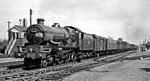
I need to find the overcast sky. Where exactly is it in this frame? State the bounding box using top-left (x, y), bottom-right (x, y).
top-left (0, 0), bottom-right (150, 44)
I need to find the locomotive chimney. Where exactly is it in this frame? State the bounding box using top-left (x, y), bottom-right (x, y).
top-left (37, 18), bottom-right (45, 25)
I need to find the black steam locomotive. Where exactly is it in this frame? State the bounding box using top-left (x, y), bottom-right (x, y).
top-left (22, 18), bottom-right (137, 68)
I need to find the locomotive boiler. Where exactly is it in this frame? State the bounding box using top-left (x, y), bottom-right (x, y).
top-left (26, 18), bottom-right (77, 45)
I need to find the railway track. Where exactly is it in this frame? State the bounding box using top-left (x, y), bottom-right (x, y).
top-left (0, 61), bottom-right (23, 68)
top-left (0, 50), bottom-right (136, 81)
top-left (35, 51), bottom-right (134, 81)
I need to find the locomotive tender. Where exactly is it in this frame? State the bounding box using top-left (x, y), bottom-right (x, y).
top-left (23, 18), bottom-right (137, 68)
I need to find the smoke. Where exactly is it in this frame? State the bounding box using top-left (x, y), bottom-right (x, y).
top-left (122, 16), bottom-right (150, 43)
top-left (119, 0), bottom-right (150, 44)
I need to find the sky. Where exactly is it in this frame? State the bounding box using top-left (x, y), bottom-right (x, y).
top-left (0, 0), bottom-right (150, 44)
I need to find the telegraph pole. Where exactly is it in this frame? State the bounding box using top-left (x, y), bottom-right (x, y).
top-left (30, 9), bottom-right (32, 26)
top-left (7, 21), bottom-right (10, 41)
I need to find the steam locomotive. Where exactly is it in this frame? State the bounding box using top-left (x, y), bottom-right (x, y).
top-left (22, 18), bottom-right (137, 68)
